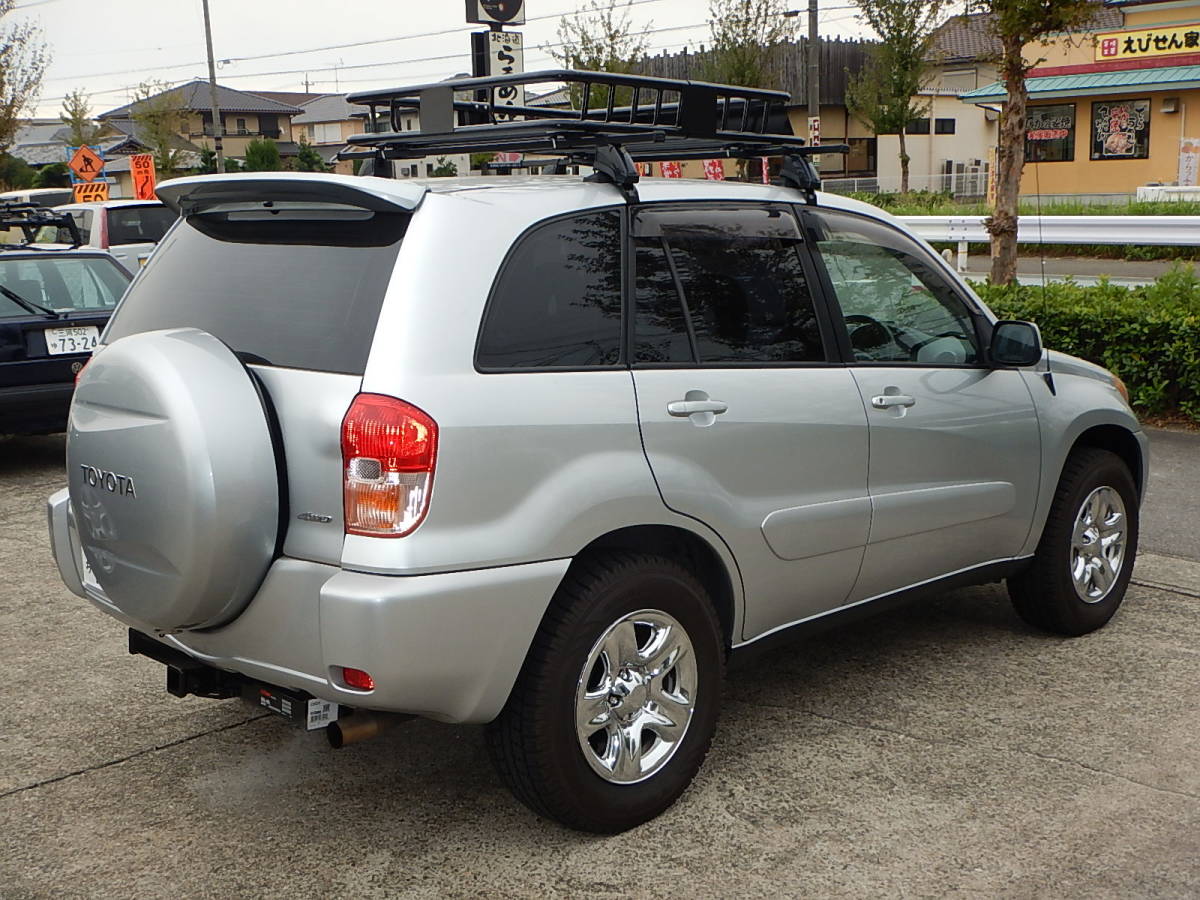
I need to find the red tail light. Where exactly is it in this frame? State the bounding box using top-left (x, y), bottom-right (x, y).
top-left (341, 393), bottom-right (437, 538)
top-left (339, 667), bottom-right (375, 691)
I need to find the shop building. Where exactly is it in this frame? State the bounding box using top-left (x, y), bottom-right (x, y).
top-left (961, 0), bottom-right (1200, 196)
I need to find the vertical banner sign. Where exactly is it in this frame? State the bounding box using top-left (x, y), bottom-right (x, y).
top-left (703, 159), bottom-right (726, 181)
top-left (130, 153), bottom-right (157, 200)
top-left (660, 160), bottom-right (682, 179)
top-left (66, 145), bottom-right (105, 184)
top-left (488, 31), bottom-right (524, 117)
top-left (808, 117), bottom-right (821, 172)
top-left (986, 146), bottom-right (998, 209)
top-left (1180, 138), bottom-right (1200, 187)
top-left (761, 157), bottom-right (771, 184)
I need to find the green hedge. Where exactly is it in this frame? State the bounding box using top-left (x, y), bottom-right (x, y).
top-left (972, 267), bottom-right (1200, 422)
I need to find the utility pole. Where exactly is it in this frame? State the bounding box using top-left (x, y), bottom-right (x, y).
top-left (201, 0), bottom-right (225, 174)
top-left (807, 0), bottom-right (819, 139)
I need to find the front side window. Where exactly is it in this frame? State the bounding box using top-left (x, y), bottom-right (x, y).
top-left (477, 209), bottom-right (623, 369)
top-left (633, 205), bottom-right (825, 366)
top-left (811, 209), bottom-right (980, 366)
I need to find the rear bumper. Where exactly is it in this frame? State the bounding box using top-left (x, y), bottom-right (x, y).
top-left (48, 488), bottom-right (567, 723)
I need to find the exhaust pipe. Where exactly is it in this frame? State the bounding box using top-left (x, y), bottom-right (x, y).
top-left (326, 713), bottom-right (412, 749)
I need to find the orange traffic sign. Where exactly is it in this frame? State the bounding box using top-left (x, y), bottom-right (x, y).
top-left (68, 145), bottom-right (105, 183)
top-left (130, 153), bottom-right (156, 200)
top-left (73, 181), bottom-right (110, 203)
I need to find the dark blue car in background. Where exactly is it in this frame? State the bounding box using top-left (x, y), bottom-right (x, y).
top-left (0, 203), bottom-right (131, 435)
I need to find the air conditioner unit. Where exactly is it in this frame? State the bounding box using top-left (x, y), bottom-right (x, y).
top-left (1162, 97), bottom-right (1179, 114)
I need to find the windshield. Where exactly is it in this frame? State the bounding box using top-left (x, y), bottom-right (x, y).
top-left (0, 255), bottom-right (130, 318)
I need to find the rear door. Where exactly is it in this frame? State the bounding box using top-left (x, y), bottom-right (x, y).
top-left (805, 207), bottom-right (1041, 602)
top-left (101, 194), bottom-right (411, 565)
top-left (630, 203), bottom-right (871, 640)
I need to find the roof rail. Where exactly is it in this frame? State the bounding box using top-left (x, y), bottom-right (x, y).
top-left (343, 69), bottom-right (848, 203)
top-left (0, 202), bottom-right (81, 249)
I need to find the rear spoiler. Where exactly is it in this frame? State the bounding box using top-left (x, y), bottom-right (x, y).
top-left (157, 173), bottom-right (426, 216)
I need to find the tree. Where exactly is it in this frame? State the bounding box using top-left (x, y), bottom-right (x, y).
top-left (702, 0), bottom-right (799, 90)
top-left (242, 138), bottom-right (282, 171)
top-left (550, 1), bottom-right (651, 107)
top-left (293, 139), bottom-right (329, 172)
top-left (131, 80), bottom-right (187, 176)
top-left (965, 1), bottom-right (1098, 284)
top-left (431, 156), bottom-right (458, 177)
top-left (846, 0), bottom-right (946, 193)
top-left (0, 0), bottom-right (50, 154)
top-left (0, 151), bottom-right (33, 189)
top-left (31, 162), bottom-right (69, 188)
top-left (60, 89), bottom-right (100, 147)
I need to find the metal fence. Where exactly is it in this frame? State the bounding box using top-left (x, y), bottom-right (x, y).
top-left (896, 214), bottom-right (1200, 271)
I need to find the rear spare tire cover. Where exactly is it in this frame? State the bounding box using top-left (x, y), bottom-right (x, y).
top-left (67, 328), bottom-right (280, 631)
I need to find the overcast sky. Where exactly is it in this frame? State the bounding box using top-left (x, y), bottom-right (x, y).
top-left (16, 0), bottom-right (877, 118)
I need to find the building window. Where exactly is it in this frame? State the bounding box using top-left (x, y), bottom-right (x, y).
top-left (236, 117), bottom-right (248, 134)
top-left (846, 137), bottom-right (876, 175)
top-left (907, 118), bottom-right (930, 135)
top-left (1091, 99), bottom-right (1151, 160)
top-left (1026, 104), bottom-right (1076, 162)
top-left (934, 118), bottom-right (956, 135)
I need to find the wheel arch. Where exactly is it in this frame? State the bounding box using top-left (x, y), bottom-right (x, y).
top-left (571, 524), bottom-right (740, 649)
top-left (1068, 423), bottom-right (1146, 498)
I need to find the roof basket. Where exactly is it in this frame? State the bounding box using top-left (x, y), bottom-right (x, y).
top-left (344, 69), bottom-right (848, 203)
top-left (0, 201), bottom-right (81, 249)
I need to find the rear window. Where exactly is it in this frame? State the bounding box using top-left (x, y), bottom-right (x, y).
top-left (107, 205), bottom-right (177, 245)
top-left (103, 208), bottom-right (407, 374)
top-left (0, 255), bottom-right (129, 317)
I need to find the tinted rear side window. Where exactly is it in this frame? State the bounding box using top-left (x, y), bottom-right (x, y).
top-left (104, 209), bottom-right (406, 375)
top-left (476, 209), bottom-right (623, 369)
top-left (107, 206), bottom-right (178, 245)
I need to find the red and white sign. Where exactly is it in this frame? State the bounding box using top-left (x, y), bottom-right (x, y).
top-left (703, 159), bottom-right (725, 181)
top-left (807, 116), bottom-right (821, 146)
top-left (761, 157), bottom-right (771, 184)
top-left (130, 153), bottom-right (156, 201)
top-left (659, 160), bottom-right (682, 179)
top-left (492, 151), bottom-right (524, 165)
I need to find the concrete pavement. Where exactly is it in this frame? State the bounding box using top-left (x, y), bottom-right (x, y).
top-left (1, 430), bottom-right (1197, 897)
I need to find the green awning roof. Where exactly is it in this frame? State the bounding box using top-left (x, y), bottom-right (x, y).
top-left (961, 64), bottom-right (1200, 102)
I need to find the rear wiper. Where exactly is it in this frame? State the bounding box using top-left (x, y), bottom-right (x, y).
top-left (0, 283), bottom-right (62, 318)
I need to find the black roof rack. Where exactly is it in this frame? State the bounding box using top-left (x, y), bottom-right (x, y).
top-left (0, 201), bottom-right (81, 249)
top-left (344, 69), bottom-right (848, 204)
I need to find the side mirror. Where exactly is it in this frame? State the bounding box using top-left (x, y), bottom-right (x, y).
top-left (990, 320), bottom-right (1043, 367)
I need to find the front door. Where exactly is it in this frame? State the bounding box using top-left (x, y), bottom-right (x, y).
top-left (630, 203), bottom-right (871, 640)
top-left (807, 207), bottom-right (1042, 602)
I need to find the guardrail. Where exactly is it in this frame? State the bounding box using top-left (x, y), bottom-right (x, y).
top-left (895, 215), bottom-right (1200, 272)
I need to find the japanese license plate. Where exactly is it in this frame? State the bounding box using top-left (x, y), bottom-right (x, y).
top-left (45, 325), bottom-right (99, 356)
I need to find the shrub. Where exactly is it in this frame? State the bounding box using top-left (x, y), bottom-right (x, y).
top-left (973, 266), bottom-right (1200, 421)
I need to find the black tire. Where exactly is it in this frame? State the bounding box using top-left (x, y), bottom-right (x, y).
top-left (485, 551), bottom-right (725, 833)
top-left (1008, 448), bottom-right (1139, 636)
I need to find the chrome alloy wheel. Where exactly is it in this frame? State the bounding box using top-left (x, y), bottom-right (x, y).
top-left (1070, 486), bottom-right (1128, 603)
top-left (575, 609), bottom-right (698, 785)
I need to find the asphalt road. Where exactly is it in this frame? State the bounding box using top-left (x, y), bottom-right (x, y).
top-left (2, 430), bottom-right (1198, 898)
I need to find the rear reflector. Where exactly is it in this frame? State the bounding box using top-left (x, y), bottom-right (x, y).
top-left (340, 667), bottom-right (375, 691)
top-left (341, 393), bottom-right (437, 538)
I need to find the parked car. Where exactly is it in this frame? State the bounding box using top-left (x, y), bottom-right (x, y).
top-left (0, 203), bottom-right (131, 434)
top-left (0, 189), bottom-right (76, 245)
top-left (35, 200), bottom-right (177, 274)
top-left (47, 72), bottom-right (1146, 835)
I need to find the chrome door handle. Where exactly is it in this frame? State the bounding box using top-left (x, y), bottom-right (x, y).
top-left (871, 394), bottom-right (916, 410)
top-left (667, 399), bottom-right (729, 417)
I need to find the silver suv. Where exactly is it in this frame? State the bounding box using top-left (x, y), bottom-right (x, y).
top-left (47, 72), bottom-right (1146, 834)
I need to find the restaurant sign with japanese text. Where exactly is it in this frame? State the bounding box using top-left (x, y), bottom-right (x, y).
top-left (1095, 23), bottom-right (1200, 61)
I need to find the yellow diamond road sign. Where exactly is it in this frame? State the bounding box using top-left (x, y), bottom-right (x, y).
top-left (68, 145), bottom-right (104, 183)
